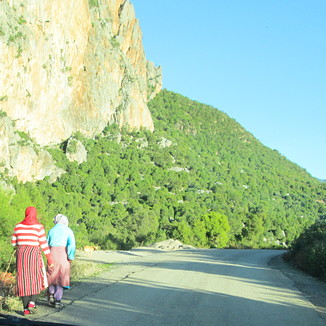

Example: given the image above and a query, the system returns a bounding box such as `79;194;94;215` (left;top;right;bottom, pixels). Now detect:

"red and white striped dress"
12;222;53;296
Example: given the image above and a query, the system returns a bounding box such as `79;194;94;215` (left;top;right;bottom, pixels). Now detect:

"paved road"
31;249;325;326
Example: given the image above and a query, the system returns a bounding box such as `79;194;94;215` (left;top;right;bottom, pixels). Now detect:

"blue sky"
132;1;325;180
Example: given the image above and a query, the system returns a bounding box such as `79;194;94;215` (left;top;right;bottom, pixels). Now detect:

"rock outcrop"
149;239;196;250
0;115;65;183
66;137;87;164
0;0;162;182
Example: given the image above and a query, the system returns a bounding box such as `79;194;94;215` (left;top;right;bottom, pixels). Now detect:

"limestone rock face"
0;0;161;145
0;116;65;183
0;0;162;182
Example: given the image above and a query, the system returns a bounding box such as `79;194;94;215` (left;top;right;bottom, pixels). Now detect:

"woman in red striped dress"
11;206;54;316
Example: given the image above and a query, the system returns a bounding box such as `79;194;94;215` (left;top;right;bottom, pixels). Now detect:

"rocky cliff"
0;0;162;182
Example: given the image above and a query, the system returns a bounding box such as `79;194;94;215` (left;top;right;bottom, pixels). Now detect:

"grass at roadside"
0;259;112;313
70;259;112;282
0;272;20;312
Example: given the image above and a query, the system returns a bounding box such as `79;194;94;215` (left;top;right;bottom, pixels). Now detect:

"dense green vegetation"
285;220;326;279
1;90;325;272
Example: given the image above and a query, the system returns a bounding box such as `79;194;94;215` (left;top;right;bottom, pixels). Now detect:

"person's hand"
68;260;73;263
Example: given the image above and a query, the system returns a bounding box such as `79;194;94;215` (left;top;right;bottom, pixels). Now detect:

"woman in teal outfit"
46;214;76;308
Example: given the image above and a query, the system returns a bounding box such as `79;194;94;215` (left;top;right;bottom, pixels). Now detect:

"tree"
201;212;230;248
287;220;326;278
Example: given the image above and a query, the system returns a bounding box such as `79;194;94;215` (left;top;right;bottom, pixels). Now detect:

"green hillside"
1;90;325;270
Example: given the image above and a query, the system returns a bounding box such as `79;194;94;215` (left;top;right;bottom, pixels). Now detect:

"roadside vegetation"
70;258;111;282
285;219;326;280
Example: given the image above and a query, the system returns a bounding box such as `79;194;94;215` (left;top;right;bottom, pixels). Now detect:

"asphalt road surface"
28;249;325;326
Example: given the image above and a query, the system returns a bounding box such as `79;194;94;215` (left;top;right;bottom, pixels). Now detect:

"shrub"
288;220;326;279
1;295;21;311
0;272;20;312
0;272;15;297
88;0;99;9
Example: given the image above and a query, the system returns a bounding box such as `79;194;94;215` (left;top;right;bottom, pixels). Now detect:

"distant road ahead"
36;249;325;326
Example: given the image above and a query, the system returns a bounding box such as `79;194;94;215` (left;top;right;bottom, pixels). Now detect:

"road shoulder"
269;253;326;321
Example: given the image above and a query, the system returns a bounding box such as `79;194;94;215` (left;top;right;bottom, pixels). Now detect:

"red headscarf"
21;206;39;225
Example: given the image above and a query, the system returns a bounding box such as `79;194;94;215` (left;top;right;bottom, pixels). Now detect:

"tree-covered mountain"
1;90;325;270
